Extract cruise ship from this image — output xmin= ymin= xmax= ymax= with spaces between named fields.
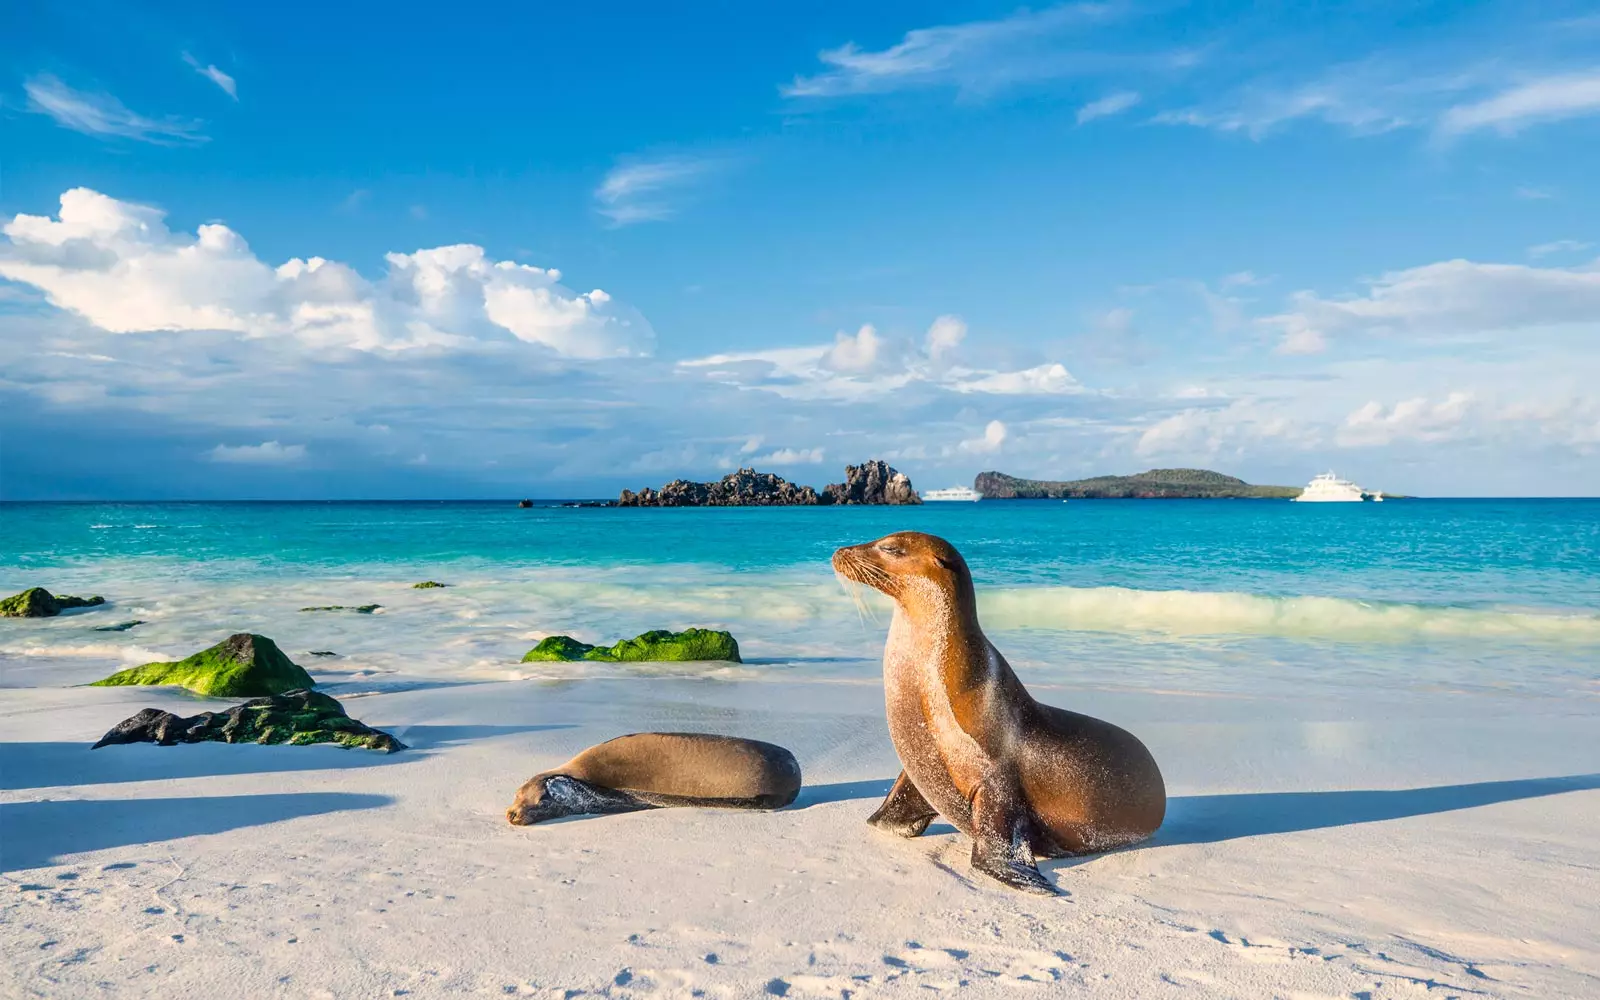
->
xmin=921 ymin=485 xmax=982 ymax=502
xmin=1291 ymin=472 xmax=1382 ymax=502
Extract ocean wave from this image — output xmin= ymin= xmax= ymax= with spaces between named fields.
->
xmin=976 ymin=586 xmax=1600 ymax=644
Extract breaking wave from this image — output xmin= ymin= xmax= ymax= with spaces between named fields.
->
xmin=976 ymin=586 xmax=1600 ymax=644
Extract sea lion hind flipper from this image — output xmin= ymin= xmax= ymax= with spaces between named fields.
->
xmin=867 ymin=771 xmax=939 ymax=838
xmin=968 ymin=779 xmax=1060 ymax=896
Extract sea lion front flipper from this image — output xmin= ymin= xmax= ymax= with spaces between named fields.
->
xmin=969 ymin=778 xmax=1060 ymax=896
xmin=867 ymin=771 xmax=939 ymax=838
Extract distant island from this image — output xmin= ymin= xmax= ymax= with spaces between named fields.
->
xmin=974 ymin=468 xmax=1302 ymax=500
xmin=613 ymin=460 xmax=921 ymax=507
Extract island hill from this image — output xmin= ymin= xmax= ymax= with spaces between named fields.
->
xmin=612 ymin=459 xmax=920 ymax=507
xmin=974 ymin=468 xmax=1302 ymax=500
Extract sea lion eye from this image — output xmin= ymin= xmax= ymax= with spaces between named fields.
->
xmin=878 ymin=543 xmax=905 ymax=556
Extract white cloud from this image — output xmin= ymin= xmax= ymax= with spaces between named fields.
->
xmin=183 ymin=53 xmax=238 ymax=99
xmin=595 ymin=156 xmax=723 ymax=226
xmin=208 ymin=441 xmax=306 ymax=464
xmin=1076 ymin=90 xmax=1140 ymax=123
xmin=0 ymin=188 xmax=653 ymax=358
xmin=750 ymin=447 xmax=826 ymax=464
xmin=1263 ymin=257 xmax=1600 ymax=353
xmin=826 ymin=324 xmax=884 ymax=371
xmin=925 ymin=314 xmax=967 ymax=359
xmin=782 ymin=3 xmax=1130 ymax=99
xmin=1135 ymin=401 xmax=1297 ymax=458
xmin=1439 ymin=71 xmax=1600 ymax=136
xmin=949 ymin=362 xmax=1079 ymax=395
xmin=24 ymin=74 xmax=205 ymax=145
xmin=1153 ymin=79 xmax=1411 ymax=138
xmin=1528 ymin=239 xmax=1593 ymax=258
xmin=1338 ymin=392 xmax=1474 ymax=447
xmin=958 ymin=419 xmax=1008 ymax=454
xmin=1515 ymin=185 xmax=1556 ymax=200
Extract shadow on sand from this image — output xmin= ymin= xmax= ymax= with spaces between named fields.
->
xmin=795 ymin=774 xmax=1600 ymax=845
xmin=1 ymin=792 xmax=392 ymax=871
xmin=387 ymin=724 xmax=575 ymax=748
xmin=0 ymin=741 xmax=414 ymax=791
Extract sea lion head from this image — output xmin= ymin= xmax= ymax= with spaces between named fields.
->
xmin=831 ymin=531 xmax=975 ymax=615
xmin=506 ymin=773 xmax=582 ymax=825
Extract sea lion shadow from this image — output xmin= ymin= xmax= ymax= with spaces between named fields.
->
xmin=0 ymin=741 xmax=414 ymax=791
xmin=0 ymin=792 xmax=391 ymax=872
xmin=1149 ymin=773 xmax=1600 ymax=848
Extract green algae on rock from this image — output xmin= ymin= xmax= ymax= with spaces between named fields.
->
xmin=299 ymin=604 xmax=382 ymax=613
xmin=90 ymin=633 xmax=316 ymax=698
xmin=411 ymin=581 xmax=449 ymax=589
xmin=522 ymin=628 xmax=741 ymax=664
xmin=1 ymin=587 xmax=106 ymax=618
xmin=92 ymin=689 xmax=405 ymax=753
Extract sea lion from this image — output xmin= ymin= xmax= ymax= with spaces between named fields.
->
xmin=833 ymin=531 xmax=1166 ymax=895
xmin=506 ymin=732 xmax=802 ymax=825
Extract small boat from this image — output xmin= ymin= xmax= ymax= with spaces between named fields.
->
xmin=922 ymin=486 xmax=982 ymax=502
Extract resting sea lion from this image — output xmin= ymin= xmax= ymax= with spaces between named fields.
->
xmin=833 ymin=531 xmax=1165 ymax=894
xmin=506 ymin=732 xmax=802 ymax=825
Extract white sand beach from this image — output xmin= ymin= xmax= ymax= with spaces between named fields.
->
xmin=5 ymin=656 xmax=1598 ymax=999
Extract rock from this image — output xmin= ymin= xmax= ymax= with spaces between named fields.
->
xmin=522 ymin=628 xmax=741 ymax=663
xmin=821 ymin=460 xmax=921 ymax=505
xmin=613 ymin=460 xmax=918 ymax=507
xmin=518 ymin=499 xmax=533 ymax=508
xmin=90 ymin=633 xmax=316 ymax=698
xmin=1 ymin=587 xmax=106 ymax=618
xmin=92 ymin=689 xmax=405 ymax=753
xmin=92 ymin=620 xmax=146 ymax=632
xmin=411 ymin=581 xmax=448 ymax=589
xmin=308 ymin=650 xmax=339 ymax=657
xmin=298 ymin=604 xmax=382 ymax=613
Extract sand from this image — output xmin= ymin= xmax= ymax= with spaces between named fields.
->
xmin=4 ymin=661 xmax=1599 ymax=999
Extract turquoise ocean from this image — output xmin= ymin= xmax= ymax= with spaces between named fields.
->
xmin=2 ymin=499 xmax=1597 ymax=701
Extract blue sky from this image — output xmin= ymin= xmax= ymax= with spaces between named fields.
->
xmin=3 ymin=0 xmax=1599 ymax=499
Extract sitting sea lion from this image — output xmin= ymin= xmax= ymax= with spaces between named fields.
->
xmin=506 ymin=732 xmax=802 ymax=825
xmin=834 ymin=531 xmax=1166 ymax=895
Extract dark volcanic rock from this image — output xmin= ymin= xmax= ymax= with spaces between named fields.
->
xmin=614 ymin=460 xmax=918 ymax=507
xmin=92 ymin=689 xmax=405 ymax=753
xmin=1 ymin=587 xmax=106 ymax=618
xmin=93 ymin=620 xmax=146 ymax=632
xmin=822 ymin=460 xmax=921 ymax=506
xmin=617 ymin=468 xmax=823 ymax=507
xmin=518 ymin=499 xmax=533 ymax=508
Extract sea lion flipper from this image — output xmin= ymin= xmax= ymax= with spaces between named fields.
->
xmin=969 ymin=778 xmax=1060 ymax=896
xmin=867 ymin=771 xmax=938 ymax=838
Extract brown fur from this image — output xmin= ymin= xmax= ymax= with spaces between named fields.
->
xmin=834 ymin=531 xmax=1165 ymax=894
xmin=507 ymin=732 xmax=802 ymax=825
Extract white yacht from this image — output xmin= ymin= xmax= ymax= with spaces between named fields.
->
xmin=921 ymin=485 xmax=982 ymax=502
xmin=1291 ymin=471 xmax=1377 ymax=502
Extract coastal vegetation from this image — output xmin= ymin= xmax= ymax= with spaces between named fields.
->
xmin=523 ymin=628 xmax=742 ymax=663
xmin=974 ymin=468 xmax=1300 ymax=500
xmin=90 ymin=633 xmax=316 ymax=698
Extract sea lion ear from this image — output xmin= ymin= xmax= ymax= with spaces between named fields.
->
xmin=934 ymin=555 xmax=957 ymax=572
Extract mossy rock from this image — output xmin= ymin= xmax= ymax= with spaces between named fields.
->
xmin=299 ymin=604 xmax=382 ymax=613
xmin=1 ymin=587 xmax=105 ymax=618
xmin=412 ymin=581 xmax=448 ymax=589
xmin=92 ymin=689 xmax=405 ymax=753
xmin=522 ymin=628 xmax=741 ymax=664
xmin=90 ymin=633 xmax=316 ymax=698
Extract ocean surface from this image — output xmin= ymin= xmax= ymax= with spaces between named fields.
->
xmin=3 ymin=499 xmax=1597 ymax=701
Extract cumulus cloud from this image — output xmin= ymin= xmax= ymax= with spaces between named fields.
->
xmin=1338 ymin=392 xmax=1474 ymax=447
xmin=208 ymin=441 xmax=306 ymax=464
xmin=1135 ymin=401 xmax=1297 ymax=458
xmin=1528 ymin=239 xmax=1593 ymax=258
xmin=750 ymin=446 xmax=826 ymax=464
xmin=24 ymin=74 xmax=205 ymax=145
xmin=1262 ymin=257 xmax=1600 ymax=353
xmin=958 ymin=420 xmax=1008 ymax=454
xmin=183 ymin=53 xmax=238 ymax=99
xmin=0 ymin=188 xmax=653 ymax=358
xmin=1076 ymin=90 xmax=1140 ymax=123
xmin=679 ymin=316 xmax=1078 ymax=400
